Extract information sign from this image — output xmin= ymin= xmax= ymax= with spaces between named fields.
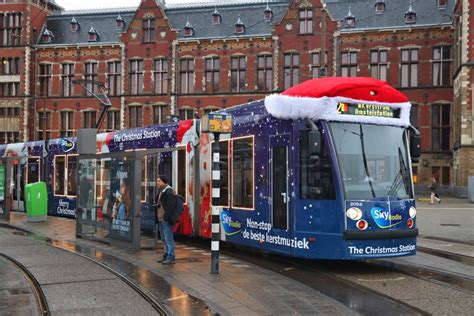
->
xmin=202 ymin=113 xmax=233 ymax=133
xmin=337 ymin=102 xmax=400 ymax=119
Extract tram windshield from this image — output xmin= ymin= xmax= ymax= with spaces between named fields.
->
xmin=329 ymin=122 xmax=413 ymax=200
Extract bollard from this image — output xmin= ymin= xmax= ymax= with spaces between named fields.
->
xmin=211 ymin=133 xmax=220 ymax=274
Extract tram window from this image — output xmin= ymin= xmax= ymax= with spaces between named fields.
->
xmin=67 ymin=155 xmax=78 ymax=196
xmin=177 ymin=148 xmax=186 ymax=199
xmin=151 ymin=154 xmax=173 ymax=198
xmin=98 ymin=159 xmax=111 ymax=205
xmin=141 ymin=156 xmax=146 ymax=202
xmin=232 ymin=137 xmax=254 ymax=209
xmin=211 ymin=140 xmax=229 ymax=206
xmin=54 ymin=156 xmax=66 ymax=196
xmin=95 ymin=159 xmax=102 ymax=200
xmin=150 ymin=155 xmax=158 ymax=186
xmin=164 ymin=156 xmax=172 ymax=186
xmin=27 ymin=157 xmax=40 ymax=183
xmin=299 ymin=131 xmax=336 ymax=200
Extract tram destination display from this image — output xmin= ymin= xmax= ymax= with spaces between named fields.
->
xmin=337 ymin=102 xmax=401 ymax=119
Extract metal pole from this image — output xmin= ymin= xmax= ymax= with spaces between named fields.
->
xmin=193 ymin=120 xmax=201 ymax=234
xmin=5 ymin=158 xmax=11 ymax=221
xmin=132 ymin=151 xmax=142 ymax=252
xmin=42 ymin=96 xmax=46 ymax=141
xmin=211 ymin=133 xmax=220 ymax=274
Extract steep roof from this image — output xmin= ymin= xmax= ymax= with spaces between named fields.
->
xmin=165 ymin=1 xmax=290 ymax=39
xmin=38 ymin=1 xmax=290 ymax=45
xmin=326 ymin=0 xmax=454 ymax=31
xmin=38 ymin=0 xmax=455 ymax=45
xmin=38 ymin=9 xmax=135 ymax=45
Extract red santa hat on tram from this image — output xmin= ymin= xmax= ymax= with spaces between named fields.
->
xmin=264 ymin=77 xmax=411 ymax=127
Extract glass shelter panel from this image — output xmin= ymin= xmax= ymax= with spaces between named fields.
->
xmin=77 ymin=156 xmax=135 ymax=243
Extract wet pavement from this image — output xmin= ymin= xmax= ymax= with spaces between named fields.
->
xmin=0 ymin=255 xmax=40 ymax=315
xmin=0 ymin=196 xmax=472 ymax=315
xmin=1 ymin=214 xmax=354 ymax=315
xmin=0 ymin=227 xmax=161 ymax=315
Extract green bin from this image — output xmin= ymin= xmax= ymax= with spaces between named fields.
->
xmin=25 ymin=182 xmax=48 ymax=222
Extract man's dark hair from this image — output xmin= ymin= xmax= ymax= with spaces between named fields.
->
xmin=158 ymin=175 xmax=169 ymax=184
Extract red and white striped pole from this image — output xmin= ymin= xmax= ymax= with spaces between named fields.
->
xmin=211 ymin=133 xmax=220 ymax=274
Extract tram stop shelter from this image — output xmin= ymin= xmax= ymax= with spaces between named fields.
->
xmin=75 ymin=129 xmax=176 ymax=252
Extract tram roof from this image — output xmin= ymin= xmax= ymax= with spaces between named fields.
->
xmin=265 ymin=77 xmax=412 ymax=127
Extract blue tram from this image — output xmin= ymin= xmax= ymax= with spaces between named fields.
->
xmin=199 ymin=77 xmax=418 ymax=259
xmin=1 ymin=77 xmax=419 ymax=260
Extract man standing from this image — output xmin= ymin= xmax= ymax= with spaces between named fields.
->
xmin=79 ymin=175 xmax=92 ymax=208
xmin=155 ymin=175 xmax=177 ymax=265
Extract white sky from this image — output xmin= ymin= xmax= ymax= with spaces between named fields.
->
xmin=56 ymin=0 xmax=139 ymax=10
xmin=55 ymin=0 xmax=212 ymax=11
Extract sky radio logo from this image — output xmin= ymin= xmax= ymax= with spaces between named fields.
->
xmin=221 ymin=210 xmax=241 ymax=236
xmin=60 ymin=138 xmax=75 ymax=153
xmin=371 ymin=207 xmax=403 ymax=229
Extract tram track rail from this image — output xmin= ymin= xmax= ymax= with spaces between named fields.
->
xmin=371 ymin=258 xmax=474 ymax=293
xmin=259 ymin=255 xmax=430 ymax=315
xmin=417 ymin=246 xmax=474 ymax=267
xmin=370 ymin=241 xmax=474 ymax=293
xmin=1 ymin=225 xmax=170 ymax=316
xmin=179 ymin=237 xmax=430 ymax=315
xmin=0 ymin=253 xmax=50 ymax=316
xmin=1 ymin=224 xmax=212 ymax=316
xmin=419 ymin=235 xmax=474 ymax=247
xmin=65 ymin=249 xmax=170 ymax=316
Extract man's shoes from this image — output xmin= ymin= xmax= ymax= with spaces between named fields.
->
xmin=162 ymin=258 xmax=176 ymax=265
xmin=157 ymin=257 xmax=167 ymax=263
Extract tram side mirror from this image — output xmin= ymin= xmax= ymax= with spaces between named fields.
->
xmin=308 ymin=130 xmax=321 ymax=161
xmin=410 ymin=133 xmax=421 ymax=163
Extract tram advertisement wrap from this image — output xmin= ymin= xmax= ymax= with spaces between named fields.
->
xmin=345 ymin=199 xmax=416 ymax=231
xmin=347 ymin=243 xmax=416 ymax=257
xmin=344 ymin=199 xmax=417 ymax=258
xmin=221 ymin=210 xmax=310 ymax=250
xmin=110 ymin=160 xmax=133 ymax=242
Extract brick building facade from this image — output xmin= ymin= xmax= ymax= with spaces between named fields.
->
xmin=453 ymin=0 xmax=474 ymax=196
xmin=0 ymin=0 xmax=473 ymax=195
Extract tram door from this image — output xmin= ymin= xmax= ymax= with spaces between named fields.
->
xmin=270 ymin=134 xmax=291 ymax=246
xmin=10 ymin=160 xmax=25 ymax=212
xmin=148 ymin=153 xmax=172 ymax=202
xmin=142 ymin=153 xmax=172 ymax=233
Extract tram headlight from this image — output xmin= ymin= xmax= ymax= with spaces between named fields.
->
xmin=409 ymin=206 xmax=416 ymax=219
xmin=346 ymin=207 xmax=363 ymax=221
xmin=356 ymin=220 xmax=368 ymax=230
